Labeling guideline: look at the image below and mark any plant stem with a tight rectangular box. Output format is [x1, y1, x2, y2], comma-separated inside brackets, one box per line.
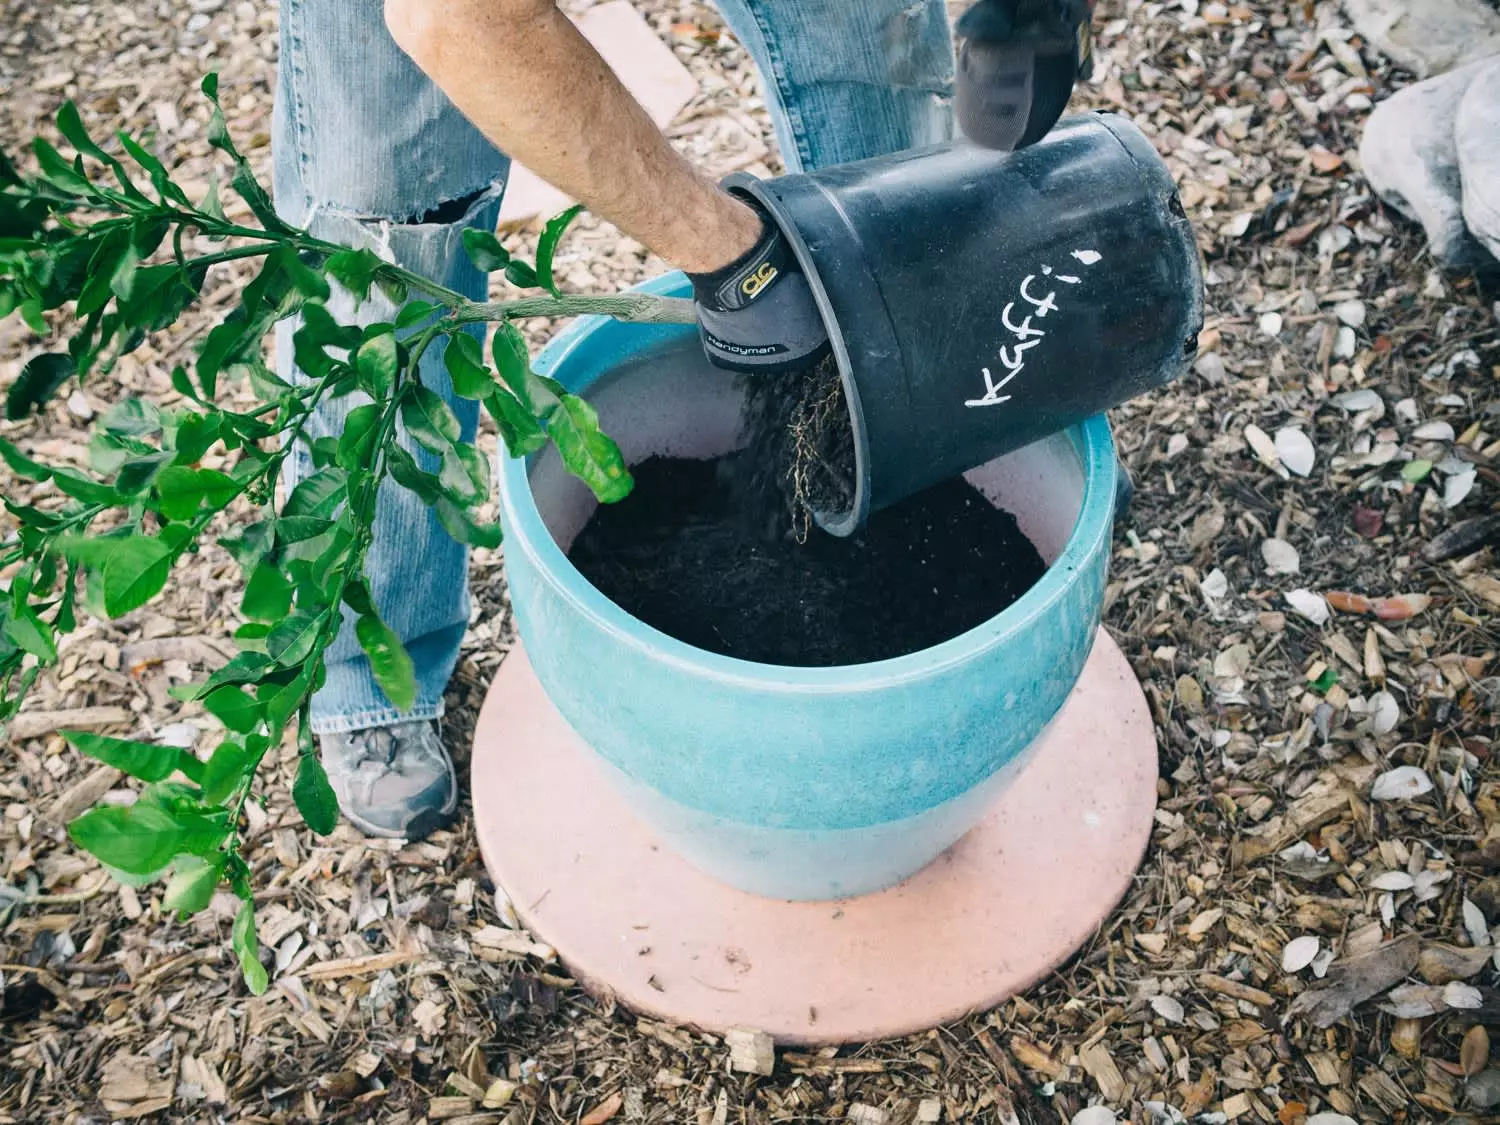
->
[458, 291, 697, 326]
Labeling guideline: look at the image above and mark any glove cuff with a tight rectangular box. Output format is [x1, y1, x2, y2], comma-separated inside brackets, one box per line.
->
[687, 208, 801, 314]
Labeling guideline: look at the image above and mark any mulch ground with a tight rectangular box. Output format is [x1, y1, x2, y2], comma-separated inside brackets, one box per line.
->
[1, 0, 1499, 1122]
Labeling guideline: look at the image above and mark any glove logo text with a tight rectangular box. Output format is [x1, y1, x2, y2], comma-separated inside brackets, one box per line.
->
[741, 262, 779, 300]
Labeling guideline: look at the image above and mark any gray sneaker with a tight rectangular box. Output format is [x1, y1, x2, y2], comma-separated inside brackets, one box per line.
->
[319, 721, 458, 840]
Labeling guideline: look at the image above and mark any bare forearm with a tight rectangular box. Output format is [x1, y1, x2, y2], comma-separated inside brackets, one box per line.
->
[384, 0, 762, 273]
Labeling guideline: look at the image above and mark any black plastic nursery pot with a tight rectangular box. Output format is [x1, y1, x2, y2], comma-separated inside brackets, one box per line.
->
[727, 112, 1204, 536]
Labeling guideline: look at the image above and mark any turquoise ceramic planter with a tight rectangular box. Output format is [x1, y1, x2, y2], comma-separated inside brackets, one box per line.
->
[496, 274, 1118, 901]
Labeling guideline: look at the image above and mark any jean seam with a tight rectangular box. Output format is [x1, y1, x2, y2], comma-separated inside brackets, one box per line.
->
[739, 1, 815, 171]
[312, 699, 447, 737]
[281, 0, 316, 218]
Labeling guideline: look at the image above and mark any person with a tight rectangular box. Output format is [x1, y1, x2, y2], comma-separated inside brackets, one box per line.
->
[272, 0, 1089, 839]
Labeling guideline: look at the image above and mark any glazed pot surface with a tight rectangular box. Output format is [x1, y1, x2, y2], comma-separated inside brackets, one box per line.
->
[496, 275, 1117, 900]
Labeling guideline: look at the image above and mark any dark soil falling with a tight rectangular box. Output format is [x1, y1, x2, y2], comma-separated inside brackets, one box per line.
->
[731, 354, 856, 540]
[568, 456, 1047, 667]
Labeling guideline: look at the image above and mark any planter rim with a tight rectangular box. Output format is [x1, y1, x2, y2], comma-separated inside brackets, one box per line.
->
[497, 272, 1118, 694]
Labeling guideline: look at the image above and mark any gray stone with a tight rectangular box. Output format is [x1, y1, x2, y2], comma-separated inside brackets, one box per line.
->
[1343, 0, 1500, 78]
[1470, 1067, 1500, 1110]
[1457, 58, 1500, 261]
[1359, 58, 1494, 268]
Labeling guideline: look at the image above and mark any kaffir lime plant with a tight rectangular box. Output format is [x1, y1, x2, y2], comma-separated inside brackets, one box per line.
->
[0, 75, 694, 991]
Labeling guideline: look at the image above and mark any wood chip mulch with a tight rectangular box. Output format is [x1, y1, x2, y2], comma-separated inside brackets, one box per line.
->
[2, 0, 1499, 1122]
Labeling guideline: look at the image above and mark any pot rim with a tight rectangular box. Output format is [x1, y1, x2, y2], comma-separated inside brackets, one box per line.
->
[497, 272, 1118, 694]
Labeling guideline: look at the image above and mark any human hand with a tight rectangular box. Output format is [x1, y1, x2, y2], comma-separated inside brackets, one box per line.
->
[954, 0, 1095, 150]
[687, 207, 829, 376]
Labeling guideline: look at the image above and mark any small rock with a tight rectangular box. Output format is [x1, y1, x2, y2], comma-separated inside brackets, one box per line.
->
[1335, 300, 1367, 327]
[1334, 325, 1358, 358]
[1360, 58, 1494, 268]
[1469, 1067, 1500, 1110]
[1261, 537, 1301, 574]
[1275, 427, 1316, 477]
[185, 12, 212, 32]
[1285, 589, 1330, 625]
[1469, 876, 1500, 921]
[1283, 935, 1321, 973]
[1457, 59, 1500, 261]
[1071, 1109, 1119, 1125]
[1194, 351, 1227, 383]
[66, 390, 94, 420]
[1342, 0, 1500, 79]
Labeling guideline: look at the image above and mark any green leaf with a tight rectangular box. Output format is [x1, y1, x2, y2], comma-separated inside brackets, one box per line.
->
[220, 521, 275, 567]
[154, 466, 238, 520]
[395, 301, 438, 331]
[204, 686, 261, 735]
[179, 651, 274, 701]
[435, 500, 503, 549]
[4, 607, 56, 663]
[293, 754, 339, 836]
[284, 467, 348, 519]
[171, 412, 222, 465]
[19, 299, 46, 335]
[102, 397, 162, 438]
[200, 739, 251, 805]
[6, 353, 75, 421]
[386, 445, 442, 505]
[63, 730, 187, 782]
[444, 332, 494, 399]
[549, 394, 633, 503]
[265, 610, 324, 667]
[355, 615, 417, 712]
[242, 564, 293, 622]
[115, 451, 175, 496]
[438, 445, 482, 504]
[163, 854, 224, 916]
[283, 253, 330, 301]
[232, 898, 269, 995]
[461, 228, 510, 272]
[324, 248, 382, 302]
[51, 467, 123, 506]
[492, 323, 558, 417]
[56, 101, 109, 161]
[342, 579, 376, 618]
[355, 331, 399, 399]
[337, 404, 382, 472]
[536, 204, 584, 297]
[102, 536, 174, 618]
[505, 261, 539, 289]
[0, 437, 51, 482]
[401, 385, 462, 454]
[117, 130, 189, 206]
[485, 390, 549, 458]
[262, 662, 316, 737]
[69, 803, 187, 876]
[275, 516, 335, 544]
[1402, 459, 1433, 484]
[30, 137, 92, 195]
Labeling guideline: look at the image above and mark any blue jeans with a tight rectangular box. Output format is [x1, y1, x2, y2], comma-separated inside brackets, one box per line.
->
[274, 0, 956, 733]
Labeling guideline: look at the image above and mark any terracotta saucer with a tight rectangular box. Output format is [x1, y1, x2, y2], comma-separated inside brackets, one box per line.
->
[472, 630, 1158, 1044]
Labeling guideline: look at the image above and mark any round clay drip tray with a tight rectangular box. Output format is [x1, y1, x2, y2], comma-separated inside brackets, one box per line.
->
[472, 630, 1158, 1045]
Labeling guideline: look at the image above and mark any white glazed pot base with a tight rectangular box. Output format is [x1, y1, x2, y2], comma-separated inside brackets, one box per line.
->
[471, 627, 1158, 1045]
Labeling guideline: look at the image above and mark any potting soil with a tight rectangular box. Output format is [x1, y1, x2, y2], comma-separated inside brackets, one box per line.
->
[568, 455, 1047, 667]
[733, 354, 856, 541]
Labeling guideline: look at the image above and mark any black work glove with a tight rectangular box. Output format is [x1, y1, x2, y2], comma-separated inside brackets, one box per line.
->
[688, 208, 830, 376]
[954, 0, 1096, 150]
